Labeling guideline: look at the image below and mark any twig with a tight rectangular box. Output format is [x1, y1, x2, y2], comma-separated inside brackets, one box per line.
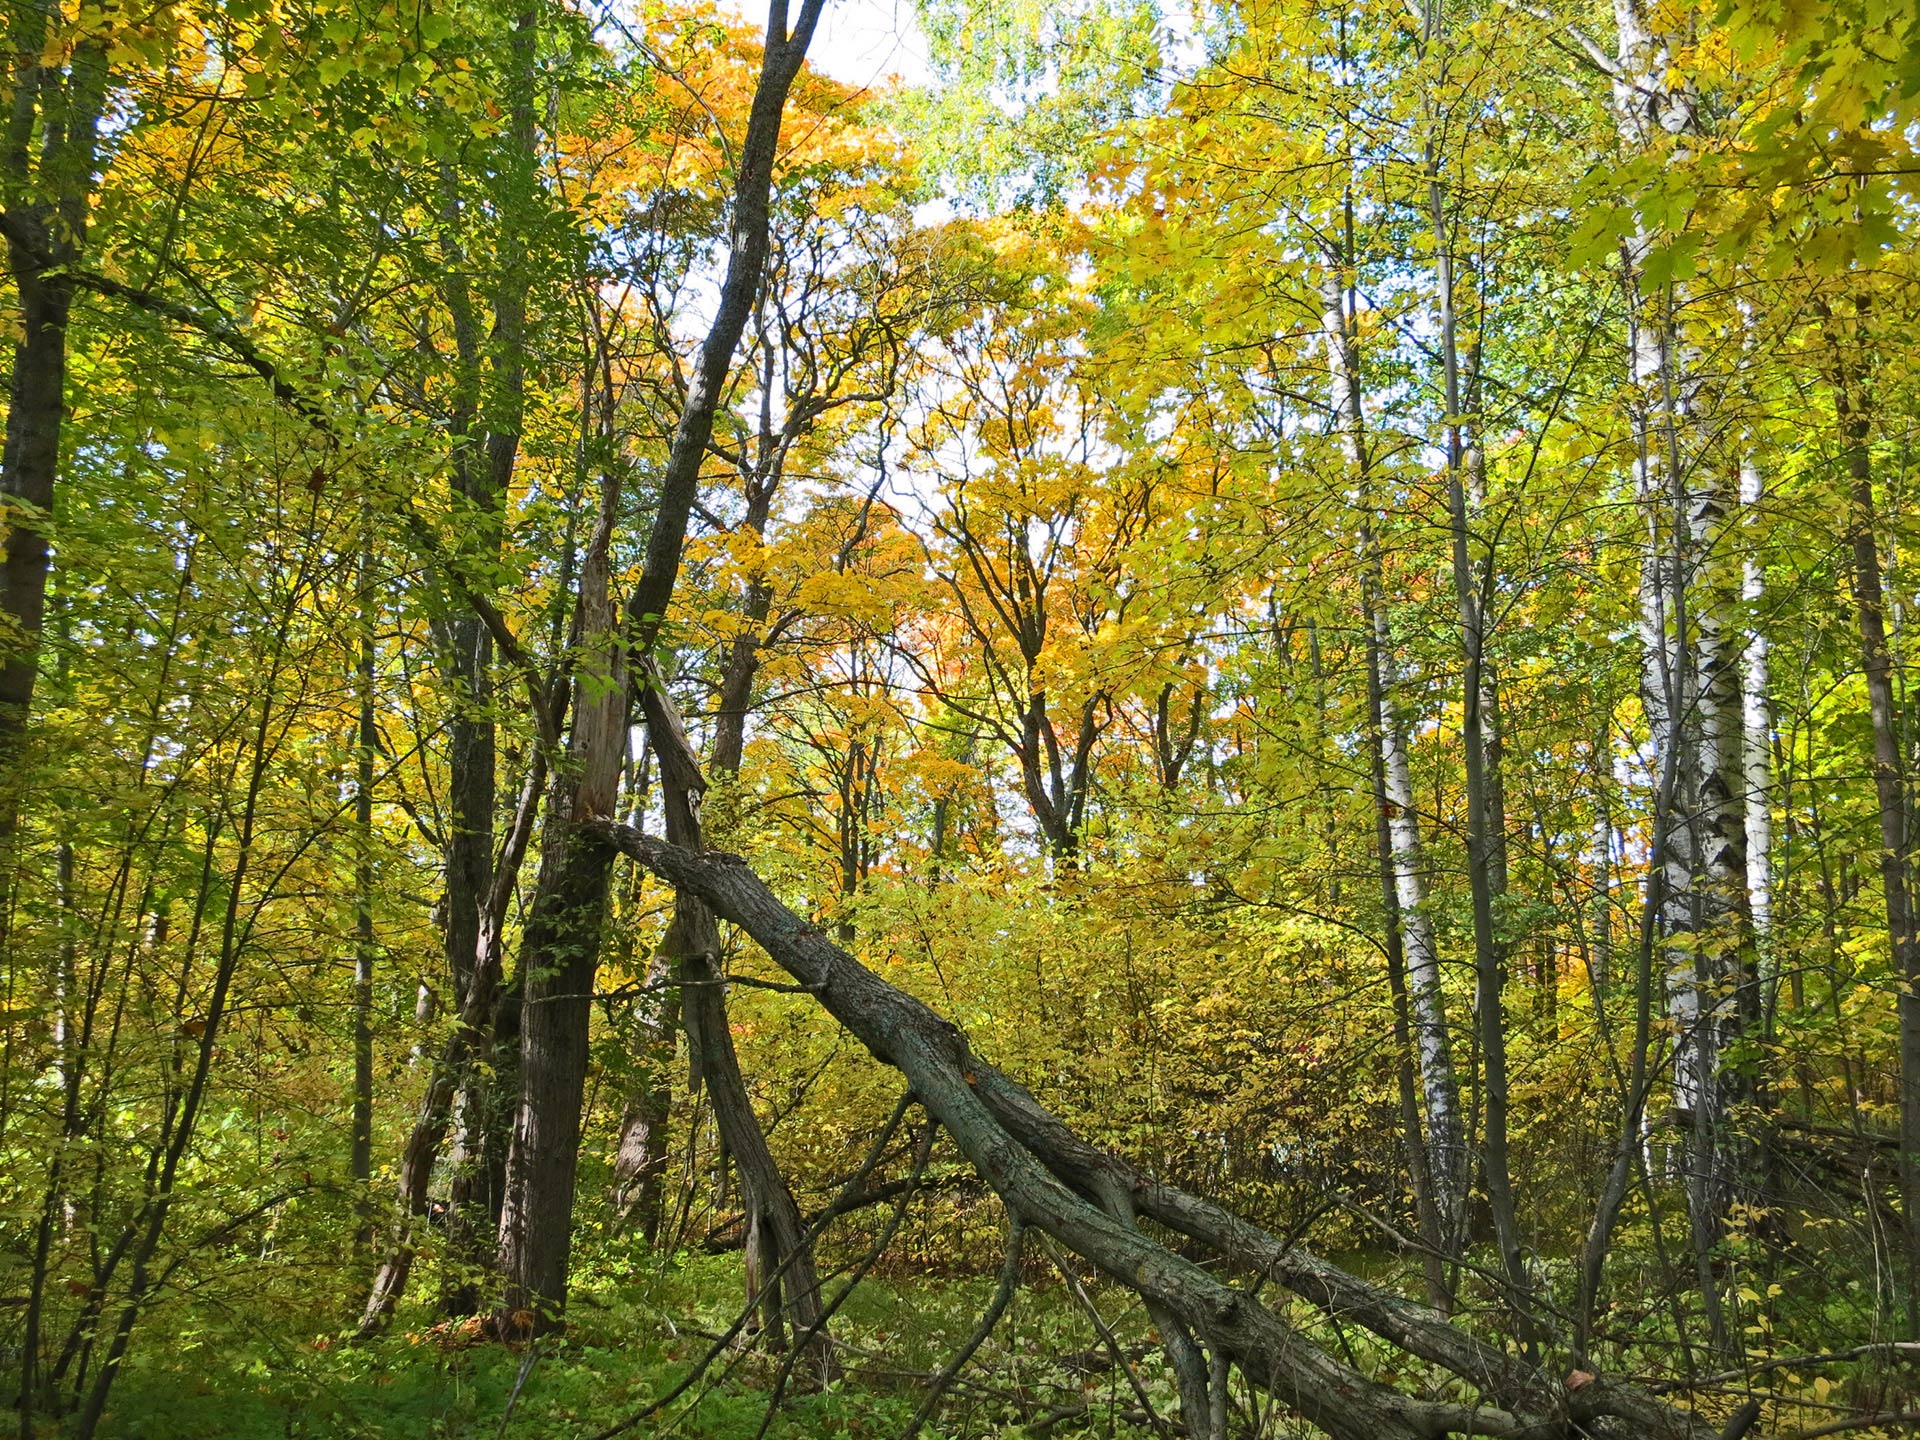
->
[895, 1215, 1025, 1440]
[496, 1346, 540, 1438]
[1042, 1236, 1174, 1440]
[750, 1121, 942, 1438]
[1652, 1342, 1920, 1394]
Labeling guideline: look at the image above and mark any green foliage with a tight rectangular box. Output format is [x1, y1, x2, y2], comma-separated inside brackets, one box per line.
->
[5, 0, 1920, 1433]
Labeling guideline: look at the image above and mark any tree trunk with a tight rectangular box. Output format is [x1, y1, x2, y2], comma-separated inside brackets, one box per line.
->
[353, 511, 377, 1222]
[610, 942, 679, 1245]
[1832, 329, 1920, 1333]
[488, 0, 827, 1331]
[0, 35, 108, 753]
[1423, 123, 1530, 1327]
[0, 275, 72, 749]
[638, 662, 829, 1357]
[710, 573, 775, 779]
[1321, 261, 1466, 1246]
[358, 750, 544, 1335]
[1365, 598, 1452, 1311]
[1610, 4, 1749, 1254]
[1739, 456, 1772, 974]
[494, 502, 627, 1331]
[435, 5, 536, 1302]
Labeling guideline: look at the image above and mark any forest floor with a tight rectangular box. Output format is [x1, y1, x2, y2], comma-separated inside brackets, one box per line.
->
[94, 1256, 1169, 1440]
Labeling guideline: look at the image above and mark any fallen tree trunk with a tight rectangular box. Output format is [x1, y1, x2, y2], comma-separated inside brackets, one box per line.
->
[587, 823, 1707, 1440]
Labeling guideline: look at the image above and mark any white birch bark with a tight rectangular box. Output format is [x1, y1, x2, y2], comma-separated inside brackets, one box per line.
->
[1320, 266, 1466, 1237]
[1690, 461, 1748, 1139]
[1613, 0, 1718, 1129]
[1740, 456, 1773, 966]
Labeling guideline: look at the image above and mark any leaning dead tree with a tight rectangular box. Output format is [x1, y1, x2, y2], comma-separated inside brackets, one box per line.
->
[590, 822, 1707, 1440]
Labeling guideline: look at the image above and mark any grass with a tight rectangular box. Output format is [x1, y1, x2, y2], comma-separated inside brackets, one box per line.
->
[80, 1253, 1168, 1440]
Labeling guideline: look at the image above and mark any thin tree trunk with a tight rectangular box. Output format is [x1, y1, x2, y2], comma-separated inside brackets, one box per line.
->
[1740, 456, 1773, 974]
[1832, 325, 1920, 1333]
[0, 34, 108, 754]
[1365, 596, 1452, 1312]
[358, 753, 543, 1335]
[1422, 86, 1528, 1323]
[610, 944, 678, 1245]
[435, 6, 536, 1303]
[353, 509, 377, 1221]
[638, 662, 829, 1358]
[1321, 260, 1467, 1247]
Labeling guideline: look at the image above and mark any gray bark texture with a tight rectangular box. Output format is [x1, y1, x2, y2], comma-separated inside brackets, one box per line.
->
[636, 660, 828, 1356]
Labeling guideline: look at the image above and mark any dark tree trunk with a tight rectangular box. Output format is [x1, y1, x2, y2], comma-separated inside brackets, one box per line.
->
[442, 973, 519, 1315]
[610, 946, 679, 1245]
[494, 502, 628, 1329]
[709, 576, 773, 778]
[352, 514, 377, 1218]
[1426, 166, 1530, 1339]
[363, 6, 536, 1322]
[638, 664, 828, 1357]
[494, 823, 617, 1327]
[359, 756, 543, 1336]
[0, 34, 107, 754]
[0, 276, 72, 745]
[436, 3, 535, 1298]
[487, 0, 827, 1334]
[358, 943, 505, 1333]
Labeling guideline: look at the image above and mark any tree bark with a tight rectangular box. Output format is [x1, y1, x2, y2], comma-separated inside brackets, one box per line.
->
[359, 8, 539, 1316]
[1423, 129, 1529, 1328]
[1832, 327, 1920, 1333]
[0, 33, 109, 752]
[435, 6, 537, 1305]
[1365, 598, 1453, 1311]
[1738, 456, 1772, 974]
[638, 661, 829, 1355]
[495, 496, 628, 1330]
[358, 750, 544, 1335]
[610, 940, 679, 1245]
[353, 509, 377, 1216]
[1611, 1, 1749, 1244]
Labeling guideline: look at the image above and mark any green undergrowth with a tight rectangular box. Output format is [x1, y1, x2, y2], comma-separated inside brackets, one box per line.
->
[78, 1254, 1168, 1440]
[59, 1228, 1905, 1439]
